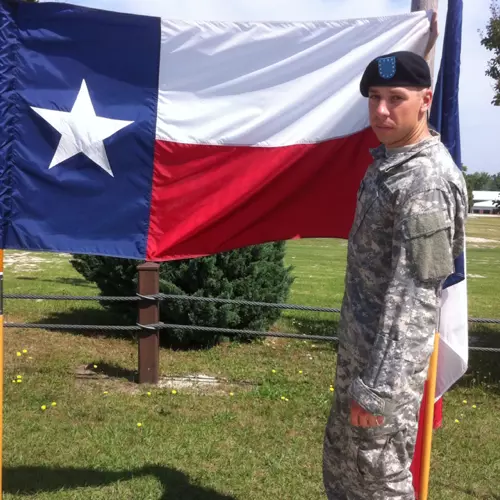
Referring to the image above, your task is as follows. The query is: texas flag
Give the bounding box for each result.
[0,0,433,261]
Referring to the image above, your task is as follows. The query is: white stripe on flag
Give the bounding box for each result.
[436,248,469,399]
[156,14,430,145]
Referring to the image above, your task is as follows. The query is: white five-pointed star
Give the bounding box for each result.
[31,79,134,177]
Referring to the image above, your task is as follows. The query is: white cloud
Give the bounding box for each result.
[45,0,500,173]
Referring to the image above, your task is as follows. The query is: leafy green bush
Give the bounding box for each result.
[71,242,293,348]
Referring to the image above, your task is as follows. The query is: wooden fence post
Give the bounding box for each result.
[137,262,160,384]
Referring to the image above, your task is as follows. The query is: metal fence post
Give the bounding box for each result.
[137,262,160,384]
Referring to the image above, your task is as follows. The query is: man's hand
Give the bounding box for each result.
[424,10,439,61]
[350,400,384,428]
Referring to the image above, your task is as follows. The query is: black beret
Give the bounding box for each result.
[359,50,431,97]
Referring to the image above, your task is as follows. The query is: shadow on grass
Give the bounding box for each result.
[283,317,500,392]
[281,314,339,336]
[456,323,500,394]
[4,465,237,499]
[37,307,341,352]
[279,315,340,353]
[33,307,138,342]
[433,479,500,500]
[79,361,138,383]
[16,276,96,288]
[33,307,230,351]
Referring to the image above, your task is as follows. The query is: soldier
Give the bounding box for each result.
[322,49,468,499]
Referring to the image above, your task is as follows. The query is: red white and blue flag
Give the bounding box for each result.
[0,0,432,261]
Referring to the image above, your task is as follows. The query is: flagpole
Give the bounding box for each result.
[418,332,440,500]
[412,0,439,76]
[410,1,439,499]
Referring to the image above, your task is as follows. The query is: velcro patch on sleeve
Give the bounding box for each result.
[402,211,454,282]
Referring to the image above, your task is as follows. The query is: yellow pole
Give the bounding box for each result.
[0,248,3,498]
[418,332,440,500]
[409,3,439,497]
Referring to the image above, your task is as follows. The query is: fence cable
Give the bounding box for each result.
[4,321,500,352]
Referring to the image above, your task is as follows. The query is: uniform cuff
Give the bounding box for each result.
[348,377,391,416]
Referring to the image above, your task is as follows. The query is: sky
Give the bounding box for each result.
[46,0,500,174]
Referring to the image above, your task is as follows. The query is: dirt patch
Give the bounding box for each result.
[5,251,71,272]
[466,237,500,244]
[159,374,255,395]
[75,365,255,396]
[159,374,220,390]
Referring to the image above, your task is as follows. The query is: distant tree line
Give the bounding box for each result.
[464,169,500,191]
[462,167,500,212]
[462,165,500,210]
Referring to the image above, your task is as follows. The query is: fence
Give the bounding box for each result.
[4,262,500,384]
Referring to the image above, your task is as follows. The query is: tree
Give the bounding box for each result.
[494,198,500,214]
[465,171,495,191]
[490,173,500,190]
[480,0,500,106]
[71,243,294,349]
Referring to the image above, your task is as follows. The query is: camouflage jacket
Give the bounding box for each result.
[339,129,468,417]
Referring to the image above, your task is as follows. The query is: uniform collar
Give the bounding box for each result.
[370,128,441,172]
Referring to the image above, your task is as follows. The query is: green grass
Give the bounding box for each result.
[2,216,500,499]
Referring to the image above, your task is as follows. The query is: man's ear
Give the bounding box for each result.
[421,88,433,113]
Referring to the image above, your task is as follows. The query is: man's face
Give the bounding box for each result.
[368,86,433,146]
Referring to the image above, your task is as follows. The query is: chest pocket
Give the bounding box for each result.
[349,179,380,240]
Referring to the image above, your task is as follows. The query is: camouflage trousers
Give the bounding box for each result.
[323,343,428,500]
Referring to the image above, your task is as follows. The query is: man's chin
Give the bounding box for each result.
[373,127,397,144]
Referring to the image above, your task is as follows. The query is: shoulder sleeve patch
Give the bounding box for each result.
[402,210,451,240]
[402,211,454,282]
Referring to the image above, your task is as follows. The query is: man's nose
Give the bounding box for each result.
[376,100,390,117]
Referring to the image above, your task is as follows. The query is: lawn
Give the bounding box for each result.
[2,216,500,499]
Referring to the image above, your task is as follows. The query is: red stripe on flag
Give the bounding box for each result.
[147,128,378,261]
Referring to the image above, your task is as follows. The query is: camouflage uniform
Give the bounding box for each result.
[323,129,467,500]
